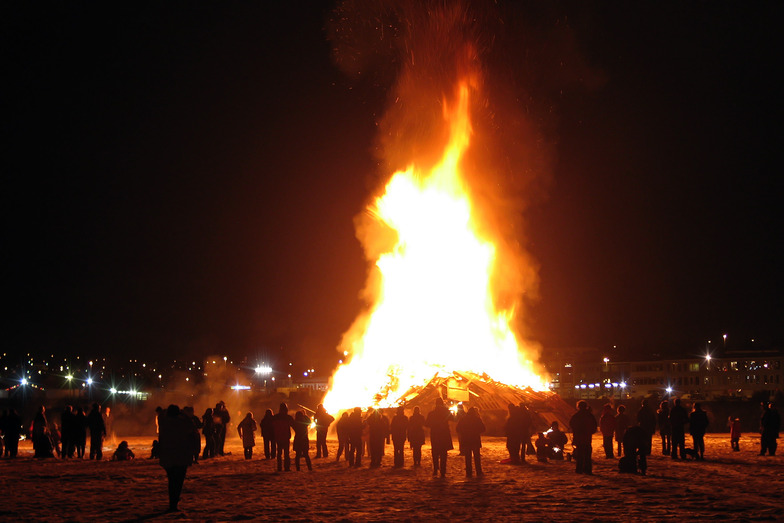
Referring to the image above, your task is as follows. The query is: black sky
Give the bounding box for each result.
[6,1,782,369]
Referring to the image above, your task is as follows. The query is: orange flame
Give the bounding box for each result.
[323,82,546,412]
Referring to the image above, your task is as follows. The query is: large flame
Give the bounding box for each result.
[323,82,546,413]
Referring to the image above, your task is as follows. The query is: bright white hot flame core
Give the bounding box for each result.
[323,84,546,412]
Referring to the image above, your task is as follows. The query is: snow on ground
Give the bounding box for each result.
[2,433,782,522]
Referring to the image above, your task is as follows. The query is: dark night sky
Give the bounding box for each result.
[6,2,782,369]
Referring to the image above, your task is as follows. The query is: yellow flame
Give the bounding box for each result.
[323,83,546,413]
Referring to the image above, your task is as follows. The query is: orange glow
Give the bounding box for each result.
[323,82,546,413]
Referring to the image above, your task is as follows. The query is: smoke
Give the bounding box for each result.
[328,0,600,350]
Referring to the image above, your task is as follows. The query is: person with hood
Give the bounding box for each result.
[335,411,350,462]
[293,410,312,471]
[614,405,630,457]
[456,407,485,477]
[158,405,194,512]
[569,400,598,474]
[86,403,106,460]
[669,397,689,460]
[112,440,135,461]
[390,406,409,468]
[657,400,672,456]
[260,408,276,460]
[273,402,294,471]
[599,404,617,459]
[367,408,390,468]
[347,407,364,467]
[425,397,454,477]
[313,404,334,459]
[689,403,709,460]
[408,406,426,467]
[237,412,257,460]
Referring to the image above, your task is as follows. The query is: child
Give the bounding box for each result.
[149,439,160,459]
[729,417,741,451]
[535,433,549,462]
[112,441,135,461]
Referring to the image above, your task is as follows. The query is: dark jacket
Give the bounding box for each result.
[456,411,485,449]
[425,405,454,452]
[570,409,597,445]
[390,413,409,446]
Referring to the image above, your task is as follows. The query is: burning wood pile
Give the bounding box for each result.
[394,371,575,436]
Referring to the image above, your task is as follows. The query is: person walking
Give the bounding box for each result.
[456,407,485,477]
[569,400,597,474]
[158,405,194,512]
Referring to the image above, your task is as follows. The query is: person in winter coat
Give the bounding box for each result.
[201,408,216,459]
[367,409,390,468]
[158,405,194,512]
[569,400,598,474]
[657,401,672,456]
[60,406,74,458]
[760,402,781,456]
[214,401,231,456]
[292,410,312,471]
[313,404,334,459]
[74,407,87,458]
[112,440,135,461]
[260,409,276,460]
[504,403,523,464]
[237,412,257,460]
[31,406,54,458]
[669,398,689,460]
[389,406,409,468]
[636,399,657,456]
[425,398,454,477]
[408,406,426,467]
[3,409,22,458]
[335,411,350,462]
[273,402,294,471]
[599,404,617,459]
[689,403,709,460]
[614,405,630,457]
[622,424,648,475]
[456,407,485,477]
[182,406,202,464]
[86,403,106,460]
[347,407,364,467]
[546,421,568,460]
[728,417,741,451]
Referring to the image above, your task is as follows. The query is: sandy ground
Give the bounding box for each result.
[2,433,782,522]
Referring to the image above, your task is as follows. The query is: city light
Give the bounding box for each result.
[255,365,272,374]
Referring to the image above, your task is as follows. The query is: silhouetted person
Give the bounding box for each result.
[669,398,688,460]
[237,412,257,460]
[390,406,409,468]
[260,408,276,460]
[313,404,334,459]
[273,402,294,471]
[520,403,535,457]
[454,404,466,456]
[0,410,5,457]
[86,403,105,460]
[214,401,231,456]
[293,410,312,471]
[546,421,568,460]
[535,433,549,462]
[31,406,54,458]
[112,440,135,461]
[570,400,597,474]
[614,405,629,456]
[456,407,485,477]
[622,424,647,475]
[729,417,741,451]
[149,439,160,459]
[759,402,780,456]
[347,407,364,467]
[689,402,709,460]
[637,399,656,456]
[657,400,671,456]
[504,403,523,464]
[367,409,390,468]
[426,398,454,477]
[61,406,75,458]
[408,406,425,467]
[74,407,87,458]
[599,404,616,459]
[103,406,115,446]
[183,406,202,463]
[335,411,349,462]
[158,405,193,512]
[201,408,216,459]
[4,409,22,458]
